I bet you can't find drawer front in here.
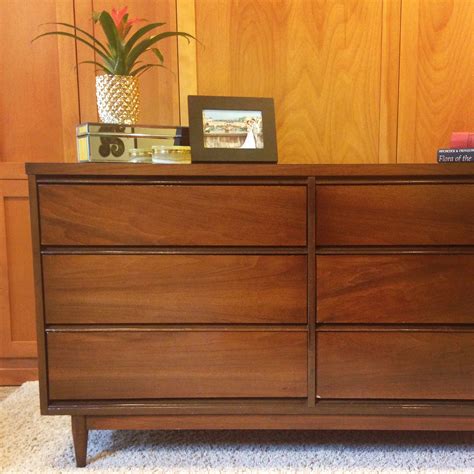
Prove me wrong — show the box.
[316,184,474,245]
[43,254,307,324]
[39,184,307,246]
[317,255,474,323]
[47,331,308,400]
[317,332,474,399]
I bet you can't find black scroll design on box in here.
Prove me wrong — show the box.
[98,125,126,158]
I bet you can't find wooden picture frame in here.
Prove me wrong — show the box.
[188,95,277,163]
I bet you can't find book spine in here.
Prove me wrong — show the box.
[450,132,474,149]
[437,149,474,163]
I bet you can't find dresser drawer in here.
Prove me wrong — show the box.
[43,254,307,324]
[316,184,474,245]
[39,184,307,246]
[47,331,308,400]
[317,255,474,323]
[317,331,474,400]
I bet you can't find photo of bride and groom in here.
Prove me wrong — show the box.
[202,109,264,149]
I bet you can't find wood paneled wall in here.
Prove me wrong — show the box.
[398,0,474,163]
[0,0,180,165]
[0,0,472,384]
[194,0,473,164]
[0,0,78,164]
[195,0,395,163]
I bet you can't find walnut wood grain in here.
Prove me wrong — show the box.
[27,176,47,411]
[48,397,474,418]
[26,164,474,444]
[43,254,307,324]
[317,331,474,400]
[71,416,88,468]
[26,162,474,177]
[316,184,474,245]
[317,254,474,323]
[39,184,307,246]
[86,414,474,431]
[307,177,316,405]
[47,331,307,400]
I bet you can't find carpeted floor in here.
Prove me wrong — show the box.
[0,382,472,473]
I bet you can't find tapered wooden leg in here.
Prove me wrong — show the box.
[71,416,88,467]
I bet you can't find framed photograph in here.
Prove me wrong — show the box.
[188,95,277,163]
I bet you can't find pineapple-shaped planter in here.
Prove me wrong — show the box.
[96,75,140,125]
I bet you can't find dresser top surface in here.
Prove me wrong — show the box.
[26,162,474,177]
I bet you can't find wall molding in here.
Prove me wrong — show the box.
[0,163,26,180]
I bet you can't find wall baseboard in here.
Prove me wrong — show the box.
[0,358,38,386]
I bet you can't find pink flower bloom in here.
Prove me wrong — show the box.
[128,17,144,25]
[111,6,128,28]
[111,6,145,38]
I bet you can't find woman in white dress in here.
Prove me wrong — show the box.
[240,119,257,149]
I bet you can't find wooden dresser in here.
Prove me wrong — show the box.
[26,163,474,467]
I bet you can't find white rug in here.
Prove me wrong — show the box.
[0,382,472,473]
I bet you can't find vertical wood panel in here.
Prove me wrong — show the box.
[195,0,390,164]
[56,0,81,162]
[0,0,79,163]
[76,0,181,125]
[378,0,401,163]
[5,197,36,342]
[398,0,474,163]
[177,0,198,125]
[74,0,97,124]
[0,180,36,359]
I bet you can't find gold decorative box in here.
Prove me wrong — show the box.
[76,123,189,162]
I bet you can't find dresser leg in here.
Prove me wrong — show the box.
[71,416,88,467]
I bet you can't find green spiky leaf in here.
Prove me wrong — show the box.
[35,9,196,78]
[77,60,114,74]
[97,11,121,54]
[151,48,164,64]
[32,31,113,68]
[127,31,194,70]
[41,22,109,53]
[124,22,165,54]
[130,63,166,77]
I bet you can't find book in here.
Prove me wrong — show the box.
[450,132,474,149]
[437,148,474,163]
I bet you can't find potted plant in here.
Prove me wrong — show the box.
[34,7,194,124]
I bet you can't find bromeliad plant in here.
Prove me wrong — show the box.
[34,6,195,123]
[34,6,194,77]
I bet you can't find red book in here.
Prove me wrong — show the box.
[450,132,474,149]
